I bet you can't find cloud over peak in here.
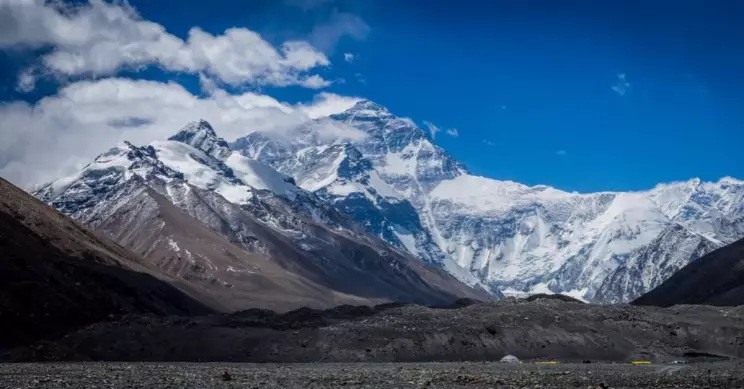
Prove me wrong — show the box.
[0,0,372,188]
[0,77,365,188]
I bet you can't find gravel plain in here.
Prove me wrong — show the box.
[10,298,744,364]
[2,361,744,389]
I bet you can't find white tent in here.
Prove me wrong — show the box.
[500,354,519,363]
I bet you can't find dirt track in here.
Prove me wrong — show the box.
[2,361,744,389]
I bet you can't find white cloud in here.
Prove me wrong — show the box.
[482,139,496,146]
[15,67,36,92]
[296,74,332,89]
[423,120,440,140]
[296,92,362,119]
[424,120,459,139]
[344,53,355,62]
[1,0,331,88]
[0,77,365,189]
[555,149,567,156]
[611,73,630,96]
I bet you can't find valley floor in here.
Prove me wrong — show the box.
[2,361,744,389]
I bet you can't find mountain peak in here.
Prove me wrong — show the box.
[347,100,389,114]
[170,119,217,139]
[168,120,231,159]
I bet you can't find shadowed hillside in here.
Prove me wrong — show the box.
[634,237,744,307]
[0,178,212,348]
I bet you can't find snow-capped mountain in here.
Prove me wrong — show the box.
[35,119,491,311]
[232,100,744,302]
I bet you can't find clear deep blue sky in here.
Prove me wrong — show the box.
[3,0,743,192]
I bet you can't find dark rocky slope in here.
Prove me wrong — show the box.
[633,237,744,307]
[35,128,491,311]
[0,178,212,349]
[10,299,744,363]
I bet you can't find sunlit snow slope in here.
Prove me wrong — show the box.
[232,100,744,302]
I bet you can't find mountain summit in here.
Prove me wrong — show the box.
[233,100,744,302]
[168,119,232,159]
[36,121,491,311]
[33,101,744,304]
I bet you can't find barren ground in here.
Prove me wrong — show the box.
[2,361,744,389]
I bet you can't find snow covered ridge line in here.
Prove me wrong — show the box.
[230,99,744,303]
[32,103,744,303]
[34,118,495,308]
[38,120,301,207]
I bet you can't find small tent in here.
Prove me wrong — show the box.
[500,354,519,363]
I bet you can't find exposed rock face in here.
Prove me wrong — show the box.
[634,236,744,307]
[232,100,744,302]
[0,177,212,348]
[35,121,491,313]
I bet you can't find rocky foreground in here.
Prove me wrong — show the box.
[2,361,744,389]
[6,297,744,363]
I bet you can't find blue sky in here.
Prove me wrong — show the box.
[1,0,743,192]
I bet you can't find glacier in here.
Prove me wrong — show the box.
[231,100,744,302]
[34,102,744,303]
[36,118,492,309]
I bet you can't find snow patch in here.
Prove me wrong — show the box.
[167,238,180,253]
[393,229,419,256]
[224,152,297,196]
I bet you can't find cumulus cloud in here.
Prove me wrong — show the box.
[295,92,362,118]
[1,0,331,88]
[445,128,459,137]
[0,77,365,189]
[344,53,354,62]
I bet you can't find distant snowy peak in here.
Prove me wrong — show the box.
[39,120,310,213]
[34,118,493,309]
[227,98,744,302]
[168,119,231,159]
[341,100,392,118]
[36,140,179,201]
[332,101,468,186]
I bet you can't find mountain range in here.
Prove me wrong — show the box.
[34,119,489,313]
[35,100,744,304]
[231,100,744,302]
